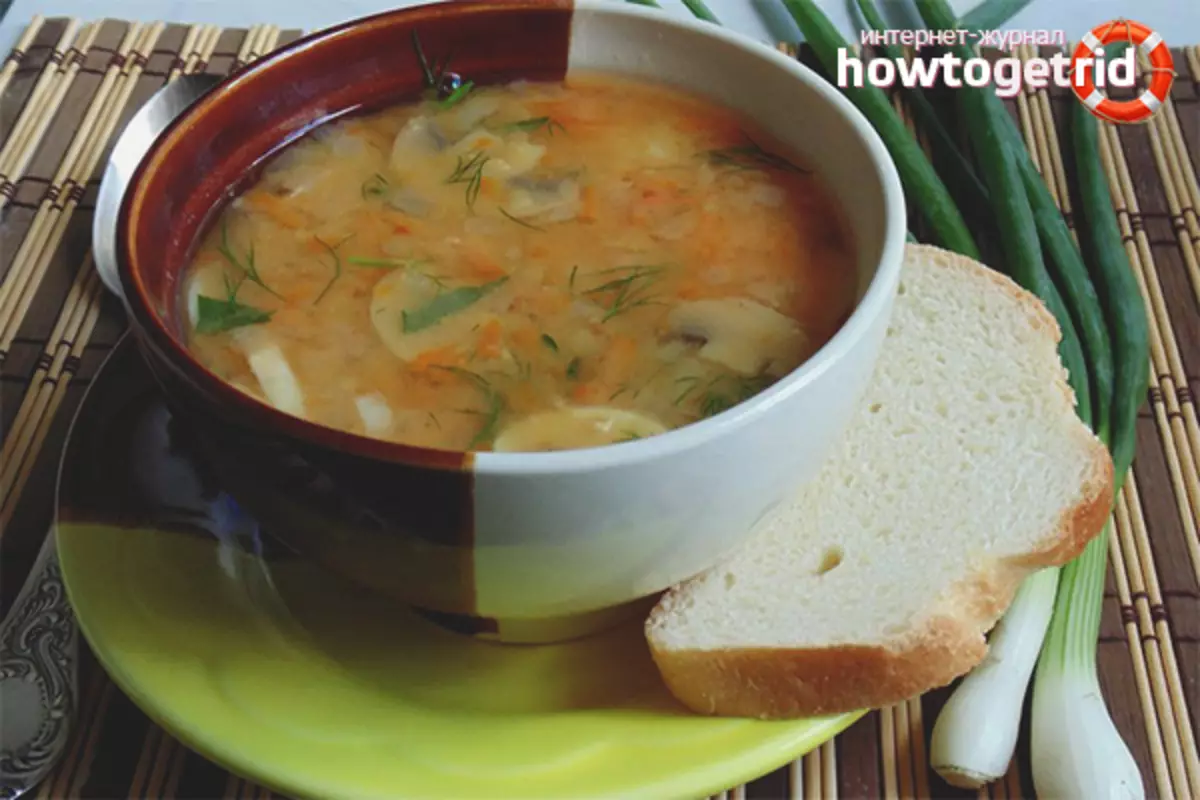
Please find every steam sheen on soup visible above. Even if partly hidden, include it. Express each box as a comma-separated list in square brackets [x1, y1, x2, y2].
[182, 74, 857, 452]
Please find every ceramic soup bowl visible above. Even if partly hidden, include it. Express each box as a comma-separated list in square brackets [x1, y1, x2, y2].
[116, 0, 906, 643]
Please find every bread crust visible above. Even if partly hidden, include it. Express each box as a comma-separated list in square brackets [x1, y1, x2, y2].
[644, 244, 1115, 719]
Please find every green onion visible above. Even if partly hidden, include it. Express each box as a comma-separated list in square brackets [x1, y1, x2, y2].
[852, 0, 993, 233]
[913, 1, 1142, 794]
[959, 0, 1034, 31]
[956, 84, 1092, 421]
[681, 0, 719, 23]
[1070, 101, 1149, 482]
[780, 0, 980, 259]
[1025, 94, 1149, 800]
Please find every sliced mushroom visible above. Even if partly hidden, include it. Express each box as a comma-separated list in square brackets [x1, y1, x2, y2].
[384, 186, 431, 217]
[667, 298, 809, 377]
[370, 267, 506, 362]
[451, 129, 545, 180]
[440, 94, 502, 138]
[491, 406, 668, 453]
[505, 175, 580, 223]
[389, 116, 447, 176]
[231, 328, 307, 419]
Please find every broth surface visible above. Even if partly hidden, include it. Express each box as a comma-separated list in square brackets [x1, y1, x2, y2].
[182, 73, 857, 452]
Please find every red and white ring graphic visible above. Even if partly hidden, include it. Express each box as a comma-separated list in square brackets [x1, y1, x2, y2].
[1071, 19, 1174, 124]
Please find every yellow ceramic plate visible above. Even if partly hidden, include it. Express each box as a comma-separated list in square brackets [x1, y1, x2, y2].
[55, 338, 861, 799]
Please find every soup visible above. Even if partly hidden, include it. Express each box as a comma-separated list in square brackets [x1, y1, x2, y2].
[181, 72, 857, 452]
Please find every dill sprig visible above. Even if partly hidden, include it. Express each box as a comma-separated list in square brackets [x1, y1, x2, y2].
[695, 374, 773, 418]
[498, 116, 566, 136]
[447, 151, 489, 210]
[499, 207, 543, 230]
[434, 366, 506, 449]
[705, 134, 806, 174]
[217, 219, 281, 298]
[582, 264, 666, 322]
[412, 31, 455, 91]
[312, 236, 346, 305]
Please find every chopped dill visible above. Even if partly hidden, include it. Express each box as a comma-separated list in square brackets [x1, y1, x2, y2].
[568, 265, 578, 290]
[427, 412, 441, 429]
[194, 272, 272, 334]
[433, 365, 504, 449]
[617, 430, 643, 442]
[705, 134, 806, 174]
[361, 173, 389, 199]
[541, 334, 559, 352]
[312, 236, 345, 305]
[499, 207, 544, 230]
[412, 30, 436, 89]
[411, 31, 456, 97]
[439, 80, 474, 109]
[609, 385, 628, 401]
[566, 356, 581, 380]
[673, 375, 702, 405]
[498, 116, 566, 136]
[347, 256, 405, 268]
[696, 374, 774, 419]
[468, 390, 505, 450]
[217, 219, 281, 298]
[582, 264, 667, 322]
[446, 151, 489, 210]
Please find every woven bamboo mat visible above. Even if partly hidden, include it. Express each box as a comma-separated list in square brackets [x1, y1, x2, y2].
[0, 15, 1197, 800]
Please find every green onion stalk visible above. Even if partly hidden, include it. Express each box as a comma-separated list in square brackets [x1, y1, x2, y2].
[911, 1, 1143, 795]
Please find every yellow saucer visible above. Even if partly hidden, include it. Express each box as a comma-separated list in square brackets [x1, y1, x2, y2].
[55, 338, 861, 799]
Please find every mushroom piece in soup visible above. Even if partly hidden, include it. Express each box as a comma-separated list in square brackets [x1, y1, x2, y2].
[181, 73, 857, 452]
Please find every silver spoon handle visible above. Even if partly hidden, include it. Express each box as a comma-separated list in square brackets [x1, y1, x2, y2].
[0, 529, 77, 799]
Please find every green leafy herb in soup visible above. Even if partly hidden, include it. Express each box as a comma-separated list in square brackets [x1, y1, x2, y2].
[182, 73, 858, 452]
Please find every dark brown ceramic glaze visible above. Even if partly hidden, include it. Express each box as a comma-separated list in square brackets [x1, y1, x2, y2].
[56, 335, 296, 564]
[115, 0, 574, 615]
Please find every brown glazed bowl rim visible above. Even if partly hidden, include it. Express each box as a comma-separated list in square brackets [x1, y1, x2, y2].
[117, 0, 907, 475]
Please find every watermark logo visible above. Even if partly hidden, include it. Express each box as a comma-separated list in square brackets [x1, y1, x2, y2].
[1071, 20, 1174, 124]
[847, 19, 1175, 124]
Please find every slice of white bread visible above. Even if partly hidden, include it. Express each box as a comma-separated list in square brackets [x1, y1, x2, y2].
[644, 243, 1113, 718]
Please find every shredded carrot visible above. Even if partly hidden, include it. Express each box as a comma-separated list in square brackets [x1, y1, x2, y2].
[475, 319, 504, 360]
[578, 185, 597, 222]
[570, 382, 604, 403]
[382, 211, 417, 234]
[412, 345, 464, 371]
[463, 251, 507, 281]
[243, 191, 308, 229]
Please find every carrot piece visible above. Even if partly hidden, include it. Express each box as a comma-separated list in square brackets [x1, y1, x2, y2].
[578, 184, 597, 222]
[475, 319, 504, 360]
[412, 345, 464, 371]
[571, 382, 604, 403]
[243, 191, 308, 229]
[463, 250, 507, 281]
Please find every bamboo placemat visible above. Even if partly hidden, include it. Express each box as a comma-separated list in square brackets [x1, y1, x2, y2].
[0, 16, 1197, 800]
